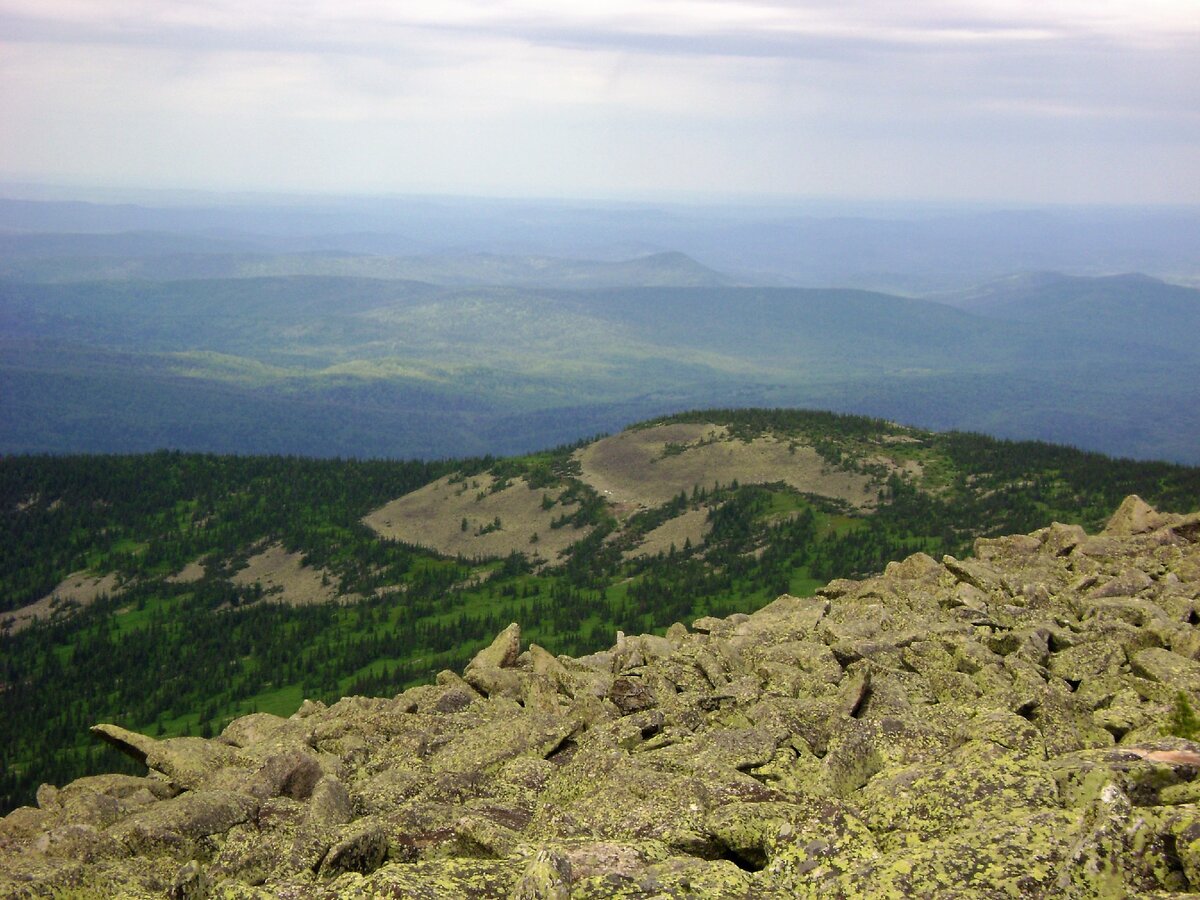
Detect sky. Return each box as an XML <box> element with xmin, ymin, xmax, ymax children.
<box><xmin>1</xmin><ymin>0</ymin><xmax>1197</xmax><ymax>204</ymax></box>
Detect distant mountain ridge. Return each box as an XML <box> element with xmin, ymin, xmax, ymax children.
<box><xmin>4</xmin><ymin>194</ymin><xmax>1198</xmax><ymax>292</ymax></box>
<box><xmin>939</xmin><ymin>271</ymin><xmax>1200</xmax><ymax>357</ymax></box>
<box><xmin>0</xmin><ymin>239</ymin><xmax>732</xmax><ymax>289</ymax></box>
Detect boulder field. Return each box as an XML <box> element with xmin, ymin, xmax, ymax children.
<box><xmin>3</xmin><ymin>496</ymin><xmax>1200</xmax><ymax>898</ymax></box>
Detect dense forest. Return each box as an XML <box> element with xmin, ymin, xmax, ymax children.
<box><xmin>3</xmin><ymin>408</ymin><xmax>1200</xmax><ymax>813</ymax></box>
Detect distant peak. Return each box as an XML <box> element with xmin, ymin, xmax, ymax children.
<box><xmin>1099</xmin><ymin>271</ymin><xmax>1160</xmax><ymax>285</ymax></box>
<box><xmin>636</xmin><ymin>250</ymin><xmax>693</xmax><ymax>264</ymax></box>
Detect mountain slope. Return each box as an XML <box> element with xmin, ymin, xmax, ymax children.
<box><xmin>0</xmin><ymin>239</ymin><xmax>734</xmax><ymax>289</ymax></box>
<box><xmin>943</xmin><ymin>271</ymin><xmax>1200</xmax><ymax>358</ymax></box>
<box><xmin>4</xmin><ymin>409</ymin><xmax>1200</xmax><ymax>814</ymax></box>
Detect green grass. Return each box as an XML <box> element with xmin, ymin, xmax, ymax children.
<box><xmin>816</xmin><ymin>512</ymin><xmax>862</xmax><ymax>538</ymax></box>
<box><xmin>787</xmin><ymin>574</ymin><xmax>825</xmax><ymax>596</ymax></box>
<box><xmin>760</xmin><ymin>489</ymin><xmax>811</xmax><ymax>518</ymax></box>
<box><xmin>230</xmin><ymin>684</ymin><xmax>307</xmax><ymax>721</ymax></box>
<box><xmin>110</xmin><ymin>594</ymin><xmax>184</xmax><ymax>637</ymax></box>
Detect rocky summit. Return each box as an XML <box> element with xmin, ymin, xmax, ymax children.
<box><xmin>3</xmin><ymin>497</ymin><xmax>1200</xmax><ymax>899</ymax></box>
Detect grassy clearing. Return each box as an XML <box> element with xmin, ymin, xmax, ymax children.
<box><xmin>110</xmin><ymin>593</ymin><xmax>185</xmax><ymax>637</ymax></box>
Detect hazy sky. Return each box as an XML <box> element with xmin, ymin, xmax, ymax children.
<box><xmin>1</xmin><ymin>1</ymin><xmax>1197</xmax><ymax>204</ymax></box>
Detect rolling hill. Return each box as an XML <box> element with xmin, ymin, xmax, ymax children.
<box><xmin>3</xmin><ymin>271</ymin><xmax>1197</xmax><ymax>462</ymax></box>
<box><xmin>942</xmin><ymin>271</ymin><xmax>1200</xmax><ymax>358</ymax></box>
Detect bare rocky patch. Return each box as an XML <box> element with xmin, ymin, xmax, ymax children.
<box><xmin>576</xmin><ymin>423</ymin><xmax>879</xmax><ymax>511</ymax></box>
<box><xmin>230</xmin><ymin>545</ymin><xmax>350</xmax><ymax>607</ymax></box>
<box><xmin>166</xmin><ymin>560</ymin><xmax>207</xmax><ymax>584</ymax></box>
<box><xmin>626</xmin><ymin>506</ymin><xmax>713</xmax><ymax>559</ymax></box>
<box><xmin>363</xmin><ymin>473</ymin><xmax>592</xmax><ymax>563</ymax></box>
<box><xmin>1</xmin><ymin>571</ymin><xmax>121</xmax><ymax>634</ymax></box>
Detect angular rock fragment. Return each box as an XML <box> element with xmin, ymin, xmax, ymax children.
<box><xmin>107</xmin><ymin>790</ymin><xmax>259</xmax><ymax>855</ymax></box>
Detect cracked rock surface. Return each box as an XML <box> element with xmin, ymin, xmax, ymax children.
<box><xmin>3</xmin><ymin>496</ymin><xmax>1200</xmax><ymax>898</ymax></box>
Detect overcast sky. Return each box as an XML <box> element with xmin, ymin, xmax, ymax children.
<box><xmin>1</xmin><ymin>1</ymin><xmax>1197</xmax><ymax>204</ymax></box>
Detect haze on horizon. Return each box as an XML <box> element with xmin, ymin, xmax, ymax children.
<box><xmin>1</xmin><ymin>0</ymin><xmax>1197</xmax><ymax>206</ymax></box>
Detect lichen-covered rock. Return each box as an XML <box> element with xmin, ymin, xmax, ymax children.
<box><xmin>708</xmin><ymin>796</ymin><xmax>878</xmax><ymax>882</ymax></box>
<box><xmin>107</xmin><ymin>789</ymin><xmax>259</xmax><ymax>856</ymax></box>
<box><xmin>511</xmin><ymin>847</ymin><xmax>573</xmax><ymax>899</ymax></box>
<box><xmin>319</xmin><ymin>856</ymin><xmax>524</xmax><ymax>898</ymax></box>
<box><xmin>572</xmin><ymin>855</ymin><xmax>755</xmax><ymax>898</ymax></box>
<box><xmin>218</xmin><ymin>711</ymin><xmax>312</xmax><ymax>750</ymax></box>
<box><xmin>1132</xmin><ymin>647</ymin><xmax>1200</xmax><ymax>690</ymax></box>
<box><xmin>812</xmin><ymin>809</ymin><xmax>1084</xmax><ymax>898</ymax></box>
<box><xmin>8</xmin><ymin>497</ymin><xmax>1200</xmax><ymax>897</ymax></box>
<box><xmin>855</xmin><ymin>740</ymin><xmax>1060</xmax><ymax>850</ymax></box>
<box><xmin>1104</xmin><ymin>494</ymin><xmax>1171</xmax><ymax>537</ymax></box>
<box><xmin>91</xmin><ymin>724</ymin><xmax>251</xmax><ymax>792</ymax></box>
<box><xmin>467</xmin><ymin>622</ymin><xmax>522</xmax><ymax>670</ymax></box>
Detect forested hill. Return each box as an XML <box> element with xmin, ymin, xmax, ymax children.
<box><xmin>5</xmin><ymin>271</ymin><xmax>1200</xmax><ymax>463</ymax></box>
<box><xmin>3</xmin><ymin>408</ymin><xmax>1200</xmax><ymax>813</ymax></box>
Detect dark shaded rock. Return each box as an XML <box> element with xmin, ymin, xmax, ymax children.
<box><xmin>246</xmin><ymin>747</ymin><xmax>324</xmax><ymax>801</ymax></box>
<box><xmin>170</xmin><ymin>859</ymin><xmax>210</xmax><ymax>900</ymax></box>
<box><xmin>317</xmin><ymin>820</ymin><xmax>389</xmax><ymax>877</ymax></box>
<box><xmin>609</xmin><ymin>676</ymin><xmax>657</xmax><ymax>715</ymax></box>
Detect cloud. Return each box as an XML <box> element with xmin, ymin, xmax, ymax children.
<box><xmin>3</xmin><ymin>1</ymin><xmax>1195</xmax><ymax>54</ymax></box>
<box><xmin>0</xmin><ymin>0</ymin><xmax>1196</xmax><ymax>202</ymax></box>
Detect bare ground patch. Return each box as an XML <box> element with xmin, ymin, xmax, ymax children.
<box><xmin>865</xmin><ymin>454</ymin><xmax>925</xmax><ymax>481</ymax></box>
<box><xmin>231</xmin><ymin>544</ymin><xmax>351</xmax><ymax>606</ymax></box>
<box><xmin>167</xmin><ymin>560</ymin><xmax>206</xmax><ymax>584</ymax></box>
<box><xmin>626</xmin><ymin>506</ymin><xmax>713</xmax><ymax>559</ymax></box>
<box><xmin>576</xmin><ymin>423</ymin><xmax>879</xmax><ymax>511</ymax></box>
<box><xmin>2</xmin><ymin>572</ymin><xmax>121</xmax><ymax>634</ymax></box>
<box><xmin>363</xmin><ymin>473</ymin><xmax>592</xmax><ymax>563</ymax></box>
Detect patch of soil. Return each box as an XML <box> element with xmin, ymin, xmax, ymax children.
<box><xmin>230</xmin><ymin>544</ymin><xmax>350</xmax><ymax>606</ymax></box>
<box><xmin>363</xmin><ymin>474</ymin><xmax>592</xmax><ymax>563</ymax></box>
<box><xmin>576</xmin><ymin>423</ymin><xmax>878</xmax><ymax>511</ymax></box>
<box><xmin>1</xmin><ymin>572</ymin><xmax>121</xmax><ymax>634</ymax></box>
<box><xmin>166</xmin><ymin>560</ymin><xmax>206</xmax><ymax>584</ymax></box>
<box><xmin>626</xmin><ymin>506</ymin><xmax>713</xmax><ymax>559</ymax></box>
